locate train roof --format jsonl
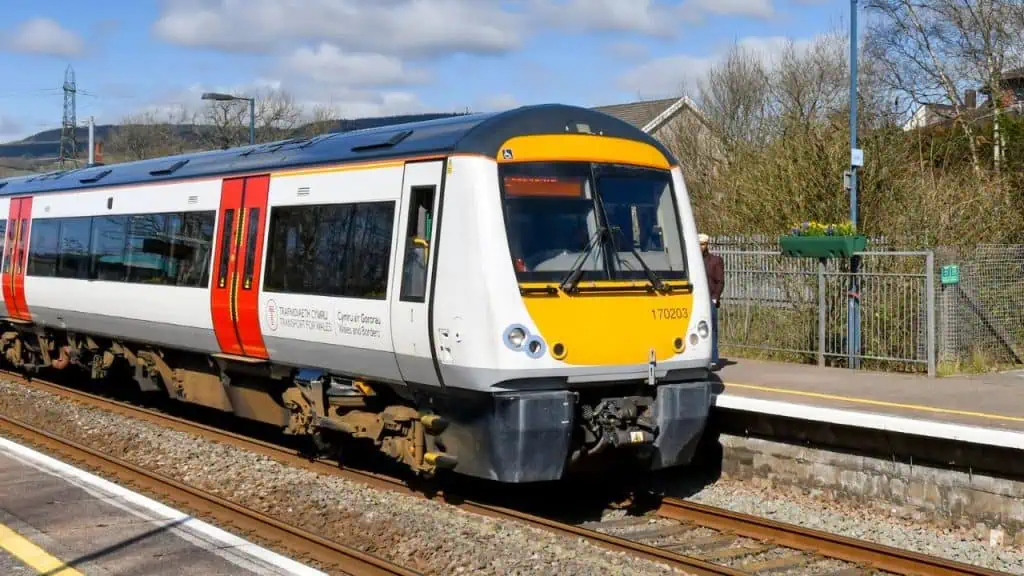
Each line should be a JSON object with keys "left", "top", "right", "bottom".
{"left": 0, "top": 103, "right": 677, "bottom": 197}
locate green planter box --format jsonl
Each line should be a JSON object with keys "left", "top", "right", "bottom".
{"left": 779, "top": 235, "right": 867, "bottom": 259}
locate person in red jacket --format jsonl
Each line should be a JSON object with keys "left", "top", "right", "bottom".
{"left": 699, "top": 234, "right": 724, "bottom": 369}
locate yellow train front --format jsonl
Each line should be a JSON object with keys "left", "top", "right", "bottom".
{"left": 420, "top": 104, "right": 715, "bottom": 482}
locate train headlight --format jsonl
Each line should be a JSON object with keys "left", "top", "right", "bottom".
{"left": 503, "top": 325, "right": 528, "bottom": 350}
{"left": 697, "top": 321, "right": 710, "bottom": 339}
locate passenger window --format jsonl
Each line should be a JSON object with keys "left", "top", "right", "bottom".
{"left": 399, "top": 186, "right": 435, "bottom": 303}
{"left": 263, "top": 201, "right": 395, "bottom": 300}
{"left": 16, "top": 219, "right": 28, "bottom": 275}
{"left": 90, "top": 215, "right": 128, "bottom": 281}
{"left": 56, "top": 216, "right": 93, "bottom": 280}
{"left": 0, "top": 219, "right": 8, "bottom": 274}
{"left": 217, "top": 209, "right": 235, "bottom": 289}
{"left": 27, "top": 219, "right": 60, "bottom": 277}
{"left": 242, "top": 207, "right": 259, "bottom": 289}
{"left": 126, "top": 214, "right": 169, "bottom": 284}
{"left": 176, "top": 211, "right": 215, "bottom": 288}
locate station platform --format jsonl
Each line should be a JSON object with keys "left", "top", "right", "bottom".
{"left": 712, "top": 358, "right": 1024, "bottom": 450}
{"left": 0, "top": 436, "right": 323, "bottom": 576}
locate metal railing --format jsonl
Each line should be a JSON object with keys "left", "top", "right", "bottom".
{"left": 716, "top": 249, "right": 936, "bottom": 376}
{"left": 709, "top": 239, "right": 1024, "bottom": 376}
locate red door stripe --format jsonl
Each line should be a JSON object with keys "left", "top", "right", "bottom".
{"left": 13, "top": 196, "right": 33, "bottom": 320}
{"left": 2, "top": 199, "right": 21, "bottom": 319}
{"left": 2, "top": 197, "right": 32, "bottom": 321}
{"left": 209, "top": 176, "right": 269, "bottom": 359}
{"left": 234, "top": 175, "right": 269, "bottom": 358}
{"left": 211, "top": 179, "right": 245, "bottom": 356}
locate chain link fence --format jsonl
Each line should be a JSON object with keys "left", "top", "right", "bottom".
{"left": 709, "top": 238, "right": 1024, "bottom": 375}
{"left": 935, "top": 245, "right": 1024, "bottom": 369}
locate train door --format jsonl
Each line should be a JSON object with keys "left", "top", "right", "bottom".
{"left": 0, "top": 198, "right": 9, "bottom": 318}
{"left": 2, "top": 197, "right": 32, "bottom": 322}
{"left": 210, "top": 175, "right": 270, "bottom": 359}
{"left": 391, "top": 160, "right": 444, "bottom": 386}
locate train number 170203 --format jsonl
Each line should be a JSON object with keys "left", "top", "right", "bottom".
{"left": 651, "top": 307, "right": 689, "bottom": 320}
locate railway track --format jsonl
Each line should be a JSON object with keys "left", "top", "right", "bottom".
{"left": 1, "top": 373, "right": 1011, "bottom": 576}
{"left": 0, "top": 411, "right": 417, "bottom": 576}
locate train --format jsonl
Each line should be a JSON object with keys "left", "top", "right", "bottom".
{"left": 0, "top": 104, "right": 713, "bottom": 483}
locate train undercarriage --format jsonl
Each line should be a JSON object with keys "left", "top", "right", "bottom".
{"left": 0, "top": 323, "right": 710, "bottom": 483}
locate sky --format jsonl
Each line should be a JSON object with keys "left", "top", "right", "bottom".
{"left": 0, "top": 0, "right": 847, "bottom": 142}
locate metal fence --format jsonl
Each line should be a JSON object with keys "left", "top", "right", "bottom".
{"left": 935, "top": 245, "right": 1024, "bottom": 368}
{"left": 716, "top": 248, "right": 935, "bottom": 375}
{"left": 710, "top": 240, "right": 1024, "bottom": 376}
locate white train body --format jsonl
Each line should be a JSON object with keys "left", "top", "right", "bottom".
{"left": 0, "top": 105, "right": 713, "bottom": 482}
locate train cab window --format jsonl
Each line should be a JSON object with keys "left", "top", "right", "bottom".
{"left": 499, "top": 162, "right": 687, "bottom": 283}
{"left": 27, "top": 219, "right": 60, "bottom": 277}
{"left": 400, "top": 186, "right": 435, "bottom": 302}
{"left": 56, "top": 216, "right": 93, "bottom": 280}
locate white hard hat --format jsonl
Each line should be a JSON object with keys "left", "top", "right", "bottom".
{"left": 698, "top": 233, "right": 709, "bottom": 244}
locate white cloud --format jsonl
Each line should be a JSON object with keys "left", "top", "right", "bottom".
{"left": 153, "top": 0, "right": 522, "bottom": 57}
{"left": 680, "top": 0, "right": 774, "bottom": 22}
{"left": 111, "top": 78, "right": 430, "bottom": 127}
{"left": 616, "top": 34, "right": 820, "bottom": 96}
{"left": 5, "top": 18, "right": 85, "bottom": 57}
{"left": 531, "top": 0, "right": 682, "bottom": 36}
{"left": 618, "top": 54, "right": 717, "bottom": 97}
{"left": 283, "top": 43, "right": 430, "bottom": 88}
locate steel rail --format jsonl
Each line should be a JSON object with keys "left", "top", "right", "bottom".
{"left": 0, "top": 412, "right": 418, "bottom": 576}
{"left": 1, "top": 375, "right": 743, "bottom": 575}
{"left": 657, "top": 498, "right": 1009, "bottom": 576}
{"left": 5, "top": 374, "right": 1014, "bottom": 576}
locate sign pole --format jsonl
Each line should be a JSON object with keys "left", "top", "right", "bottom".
{"left": 847, "top": 0, "right": 862, "bottom": 369}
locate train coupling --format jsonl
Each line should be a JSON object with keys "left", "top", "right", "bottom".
{"left": 573, "top": 396, "right": 659, "bottom": 462}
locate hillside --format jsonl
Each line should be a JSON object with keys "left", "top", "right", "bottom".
{"left": 0, "top": 112, "right": 467, "bottom": 161}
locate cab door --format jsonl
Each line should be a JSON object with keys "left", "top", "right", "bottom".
{"left": 210, "top": 175, "right": 270, "bottom": 359}
{"left": 2, "top": 197, "right": 32, "bottom": 321}
{"left": 390, "top": 160, "right": 443, "bottom": 386}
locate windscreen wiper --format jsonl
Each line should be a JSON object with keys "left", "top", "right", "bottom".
{"left": 559, "top": 226, "right": 608, "bottom": 294}
{"left": 609, "top": 227, "right": 669, "bottom": 293}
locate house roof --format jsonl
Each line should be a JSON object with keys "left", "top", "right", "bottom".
{"left": 0, "top": 103, "right": 677, "bottom": 197}
{"left": 592, "top": 95, "right": 705, "bottom": 133}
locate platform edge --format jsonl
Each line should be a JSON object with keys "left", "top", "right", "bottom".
{"left": 0, "top": 435, "right": 327, "bottom": 576}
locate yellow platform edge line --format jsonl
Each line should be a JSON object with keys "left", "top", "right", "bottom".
{"left": 0, "top": 523, "right": 83, "bottom": 576}
{"left": 724, "top": 382, "right": 1024, "bottom": 424}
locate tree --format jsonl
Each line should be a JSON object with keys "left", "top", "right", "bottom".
{"left": 200, "top": 88, "right": 306, "bottom": 149}
{"left": 105, "top": 107, "right": 198, "bottom": 162}
{"left": 865, "top": 0, "right": 1024, "bottom": 176}
{"left": 690, "top": 43, "right": 772, "bottom": 152}
{"left": 298, "top": 101, "right": 344, "bottom": 138}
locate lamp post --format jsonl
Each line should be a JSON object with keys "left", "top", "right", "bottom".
{"left": 201, "top": 92, "right": 255, "bottom": 145}
{"left": 847, "top": 0, "right": 862, "bottom": 369}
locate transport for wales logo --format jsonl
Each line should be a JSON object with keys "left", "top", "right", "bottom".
{"left": 266, "top": 299, "right": 279, "bottom": 331}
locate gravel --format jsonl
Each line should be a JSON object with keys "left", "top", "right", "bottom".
{"left": 0, "top": 379, "right": 689, "bottom": 576}
{"left": 677, "top": 476, "right": 1024, "bottom": 574}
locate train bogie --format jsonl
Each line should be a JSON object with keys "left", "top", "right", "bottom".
{"left": 0, "top": 104, "right": 714, "bottom": 483}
